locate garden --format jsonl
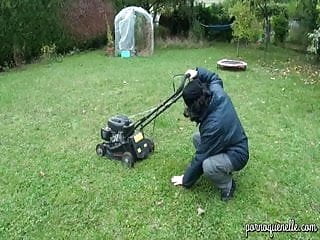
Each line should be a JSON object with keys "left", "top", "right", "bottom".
{"left": 0, "top": 0, "right": 319, "bottom": 239}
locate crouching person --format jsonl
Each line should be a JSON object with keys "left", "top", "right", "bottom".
{"left": 171, "top": 67, "right": 249, "bottom": 201}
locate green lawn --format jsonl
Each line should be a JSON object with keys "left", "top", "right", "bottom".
{"left": 0, "top": 44, "right": 319, "bottom": 239}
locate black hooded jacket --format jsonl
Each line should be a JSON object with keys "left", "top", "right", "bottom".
{"left": 182, "top": 67, "right": 249, "bottom": 188}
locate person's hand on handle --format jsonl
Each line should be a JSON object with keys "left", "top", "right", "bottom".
{"left": 185, "top": 69, "right": 198, "bottom": 80}
{"left": 171, "top": 175, "right": 184, "bottom": 186}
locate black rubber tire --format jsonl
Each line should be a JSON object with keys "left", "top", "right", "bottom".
{"left": 96, "top": 143, "right": 106, "bottom": 157}
{"left": 122, "top": 152, "right": 134, "bottom": 168}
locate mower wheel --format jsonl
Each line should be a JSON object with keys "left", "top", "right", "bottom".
{"left": 96, "top": 143, "right": 106, "bottom": 157}
{"left": 122, "top": 152, "right": 134, "bottom": 168}
{"left": 145, "top": 139, "right": 155, "bottom": 153}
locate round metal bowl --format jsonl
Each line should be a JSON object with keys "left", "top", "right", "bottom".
{"left": 217, "top": 59, "right": 247, "bottom": 71}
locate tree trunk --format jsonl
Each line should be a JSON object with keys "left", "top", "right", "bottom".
{"left": 264, "top": 16, "right": 271, "bottom": 50}
{"left": 190, "top": 0, "right": 194, "bottom": 25}
{"left": 237, "top": 38, "right": 240, "bottom": 57}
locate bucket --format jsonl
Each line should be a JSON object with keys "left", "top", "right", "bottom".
{"left": 121, "top": 50, "right": 131, "bottom": 58}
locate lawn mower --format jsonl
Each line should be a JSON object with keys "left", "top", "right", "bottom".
{"left": 96, "top": 73, "right": 190, "bottom": 168}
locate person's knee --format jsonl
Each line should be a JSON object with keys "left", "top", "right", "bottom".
{"left": 202, "top": 158, "right": 218, "bottom": 177}
{"left": 203, "top": 157, "right": 230, "bottom": 176}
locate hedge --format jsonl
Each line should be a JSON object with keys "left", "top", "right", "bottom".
{"left": 0, "top": 0, "right": 114, "bottom": 69}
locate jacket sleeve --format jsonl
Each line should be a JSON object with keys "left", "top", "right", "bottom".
{"left": 182, "top": 125, "right": 225, "bottom": 188}
{"left": 196, "top": 67, "right": 224, "bottom": 89}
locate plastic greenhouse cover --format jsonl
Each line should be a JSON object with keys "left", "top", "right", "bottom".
{"left": 115, "top": 6, "right": 153, "bottom": 56}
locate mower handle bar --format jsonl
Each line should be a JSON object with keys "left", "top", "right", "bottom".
{"left": 133, "top": 73, "right": 190, "bottom": 130}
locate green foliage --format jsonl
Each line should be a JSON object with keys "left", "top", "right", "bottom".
{"left": 114, "top": 1, "right": 232, "bottom": 42}
{"left": 158, "top": 2, "right": 231, "bottom": 41}
{"left": 272, "top": 13, "right": 289, "bottom": 43}
{"left": 189, "top": 20, "right": 205, "bottom": 41}
{"left": 286, "top": 0, "right": 299, "bottom": 17}
{"left": 155, "top": 25, "right": 171, "bottom": 40}
{"left": 307, "top": 27, "right": 320, "bottom": 60}
{"left": 40, "top": 44, "right": 63, "bottom": 63}
{"left": 317, "top": 2, "right": 320, "bottom": 25}
{"left": 286, "top": 0, "right": 319, "bottom": 47}
{"left": 246, "top": 0, "right": 291, "bottom": 48}
{"left": 0, "top": 1, "right": 70, "bottom": 68}
{"left": 0, "top": 0, "right": 113, "bottom": 69}
{"left": 193, "top": 3, "right": 232, "bottom": 41}
{"left": 287, "top": 21, "right": 310, "bottom": 46}
{"left": 106, "top": 21, "right": 114, "bottom": 48}
{"left": 295, "top": 0, "right": 319, "bottom": 31}
{"left": 229, "top": 1, "right": 262, "bottom": 43}
{"left": 252, "top": 0, "right": 279, "bottom": 19}
{"left": 41, "top": 44, "right": 57, "bottom": 59}
{"left": 222, "top": 0, "right": 239, "bottom": 10}
{"left": 112, "top": 0, "right": 185, "bottom": 13}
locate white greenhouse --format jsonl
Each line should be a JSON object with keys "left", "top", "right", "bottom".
{"left": 114, "top": 6, "right": 154, "bottom": 57}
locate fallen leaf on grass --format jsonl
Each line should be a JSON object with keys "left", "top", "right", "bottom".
{"left": 156, "top": 200, "right": 164, "bottom": 206}
{"left": 197, "top": 207, "right": 205, "bottom": 216}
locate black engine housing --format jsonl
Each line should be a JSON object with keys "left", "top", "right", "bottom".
{"left": 96, "top": 115, "right": 154, "bottom": 167}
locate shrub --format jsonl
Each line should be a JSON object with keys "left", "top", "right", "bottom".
{"left": 159, "top": 9, "right": 190, "bottom": 37}
{"left": 229, "top": 1, "right": 261, "bottom": 43}
{"left": 0, "top": 0, "right": 115, "bottom": 69}
{"left": 0, "top": 1, "right": 73, "bottom": 67}
{"left": 287, "top": 20, "right": 310, "bottom": 46}
{"left": 40, "top": 44, "right": 63, "bottom": 63}
{"left": 155, "top": 25, "right": 170, "bottom": 40}
{"left": 307, "top": 27, "right": 320, "bottom": 61}
{"left": 189, "top": 20, "right": 205, "bottom": 41}
{"left": 193, "top": 3, "right": 233, "bottom": 42}
{"left": 272, "top": 14, "right": 289, "bottom": 44}
{"left": 159, "top": 3, "right": 232, "bottom": 42}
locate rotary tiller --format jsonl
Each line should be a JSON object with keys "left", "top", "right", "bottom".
{"left": 96, "top": 74, "right": 190, "bottom": 168}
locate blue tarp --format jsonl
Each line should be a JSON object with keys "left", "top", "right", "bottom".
{"left": 200, "top": 23, "right": 232, "bottom": 31}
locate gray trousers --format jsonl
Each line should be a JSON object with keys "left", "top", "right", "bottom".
{"left": 193, "top": 132, "right": 233, "bottom": 190}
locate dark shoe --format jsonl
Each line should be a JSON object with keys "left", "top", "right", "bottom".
{"left": 221, "top": 179, "right": 236, "bottom": 202}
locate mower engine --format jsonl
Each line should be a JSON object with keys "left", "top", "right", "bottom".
{"left": 96, "top": 115, "right": 154, "bottom": 168}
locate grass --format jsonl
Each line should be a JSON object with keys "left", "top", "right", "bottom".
{"left": 0, "top": 43, "right": 319, "bottom": 239}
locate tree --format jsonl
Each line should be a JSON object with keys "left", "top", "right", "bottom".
{"left": 229, "top": 1, "right": 262, "bottom": 56}
{"left": 287, "top": 0, "right": 319, "bottom": 46}
{"left": 250, "top": 0, "right": 276, "bottom": 49}
{"left": 248, "top": 0, "right": 292, "bottom": 49}
{"left": 112, "top": 0, "right": 187, "bottom": 20}
{"left": 295, "top": 0, "right": 319, "bottom": 31}
{"left": 272, "top": 13, "right": 289, "bottom": 44}
{"left": 307, "top": 27, "right": 320, "bottom": 61}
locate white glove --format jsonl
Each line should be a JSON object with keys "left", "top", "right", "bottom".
{"left": 171, "top": 175, "right": 184, "bottom": 186}
{"left": 185, "top": 69, "right": 198, "bottom": 79}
